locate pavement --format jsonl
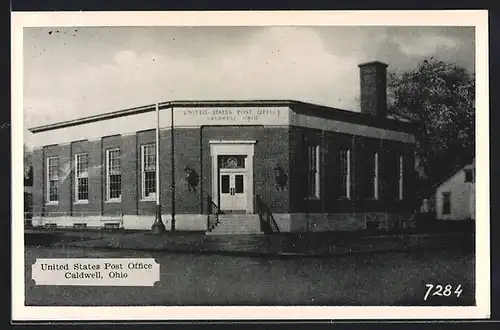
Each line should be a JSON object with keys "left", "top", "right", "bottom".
{"left": 24, "top": 227, "right": 474, "bottom": 257}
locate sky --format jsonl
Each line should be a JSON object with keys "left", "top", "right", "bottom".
{"left": 23, "top": 26, "right": 475, "bottom": 147}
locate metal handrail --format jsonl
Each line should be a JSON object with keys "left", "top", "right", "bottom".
{"left": 255, "top": 195, "right": 280, "bottom": 234}
{"left": 206, "top": 195, "right": 221, "bottom": 231}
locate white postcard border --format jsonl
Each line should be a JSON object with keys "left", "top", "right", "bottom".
{"left": 12, "top": 10, "right": 490, "bottom": 321}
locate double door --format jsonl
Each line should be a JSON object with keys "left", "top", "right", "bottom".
{"left": 219, "top": 170, "right": 247, "bottom": 212}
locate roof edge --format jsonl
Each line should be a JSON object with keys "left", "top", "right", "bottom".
{"left": 28, "top": 98, "right": 416, "bottom": 134}
{"left": 289, "top": 101, "right": 416, "bottom": 134}
{"left": 431, "top": 162, "right": 474, "bottom": 191}
{"left": 28, "top": 99, "right": 297, "bottom": 133}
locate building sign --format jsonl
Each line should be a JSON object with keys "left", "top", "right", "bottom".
{"left": 173, "top": 107, "right": 290, "bottom": 126}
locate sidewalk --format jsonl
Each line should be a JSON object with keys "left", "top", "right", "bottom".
{"left": 24, "top": 228, "right": 474, "bottom": 257}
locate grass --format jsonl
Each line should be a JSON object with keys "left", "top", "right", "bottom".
{"left": 24, "top": 246, "right": 475, "bottom": 306}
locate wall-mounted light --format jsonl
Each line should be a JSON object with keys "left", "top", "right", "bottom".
{"left": 184, "top": 166, "right": 199, "bottom": 192}
{"left": 274, "top": 164, "right": 288, "bottom": 191}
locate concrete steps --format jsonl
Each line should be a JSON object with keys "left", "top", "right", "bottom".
{"left": 206, "top": 214, "right": 263, "bottom": 235}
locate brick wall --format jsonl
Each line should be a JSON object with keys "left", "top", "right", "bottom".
{"left": 31, "top": 124, "right": 415, "bottom": 218}
{"left": 32, "top": 148, "right": 44, "bottom": 214}
{"left": 173, "top": 128, "right": 201, "bottom": 214}
{"left": 121, "top": 134, "right": 138, "bottom": 215}
{"left": 359, "top": 62, "right": 388, "bottom": 117}
{"left": 289, "top": 126, "right": 416, "bottom": 214}
{"left": 288, "top": 126, "right": 303, "bottom": 213}
{"left": 254, "top": 127, "right": 289, "bottom": 213}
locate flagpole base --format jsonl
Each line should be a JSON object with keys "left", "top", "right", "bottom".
{"left": 151, "top": 219, "right": 166, "bottom": 234}
{"left": 151, "top": 205, "right": 165, "bottom": 234}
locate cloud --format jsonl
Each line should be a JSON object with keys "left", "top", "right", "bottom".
{"left": 113, "top": 50, "right": 138, "bottom": 64}
{"left": 23, "top": 26, "right": 473, "bottom": 147}
{"left": 390, "top": 35, "right": 458, "bottom": 57}
{"left": 24, "top": 27, "right": 361, "bottom": 132}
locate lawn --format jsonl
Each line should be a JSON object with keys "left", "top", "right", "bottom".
{"left": 24, "top": 246, "right": 475, "bottom": 306}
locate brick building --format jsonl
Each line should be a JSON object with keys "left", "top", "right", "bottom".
{"left": 29, "top": 61, "right": 418, "bottom": 233}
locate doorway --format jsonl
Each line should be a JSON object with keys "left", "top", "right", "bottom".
{"left": 218, "top": 155, "right": 247, "bottom": 212}
{"left": 210, "top": 140, "right": 255, "bottom": 214}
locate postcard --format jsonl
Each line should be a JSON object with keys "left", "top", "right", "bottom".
{"left": 12, "top": 10, "right": 489, "bottom": 321}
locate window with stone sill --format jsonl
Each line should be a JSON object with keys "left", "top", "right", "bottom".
{"left": 106, "top": 148, "right": 121, "bottom": 201}
{"left": 47, "top": 156, "right": 59, "bottom": 203}
{"left": 335, "top": 148, "right": 351, "bottom": 199}
{"left": 306, "top": 144, "right": 320, "bottom": 199}
{"left": 75, "top": 153, "right": 89, "bottom": 202}
{"left": 141, "top": 144, "right": 156, "bottom": 199}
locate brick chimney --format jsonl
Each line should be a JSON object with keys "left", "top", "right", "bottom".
{"left": 358, "top": 61, "right": 388, "bottom": 117}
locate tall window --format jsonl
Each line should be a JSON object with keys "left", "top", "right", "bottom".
{"left": 337, "top": 148, "right": 351, "bottom": 199}
{"left": 46, "top": 157, "right": 59, "bottom": 203}
{"left": 307, "top": 144, "right": 320, "bottom": 198}
{"left": 398, "top": 156, "right": 404, "bottom": 200}
{"left": 75, "top": 153, "right": 89, "bottom": 202}
{"left": 106, "top": 148, "right": 121, "bottom": 201}
{"left": 442, "top": 192, "right": 451, "bottom": 215}
{"left": 141, "top": 144, "right": 156, "bottom": 199}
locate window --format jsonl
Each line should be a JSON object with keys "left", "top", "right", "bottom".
{"left": 464, "top": 169, "right": 473, "bottom": 183}
{"left": 219, "top": 155, "right": 246, "bottom": 169}
{"left": 221, "top": 174, "right": 230, "bottom": 194}
{"left": 442, "top": 192, "right": 451, "bottom": 215}
{"left": 337, "top": 148, "right": 351, "bottom": 199}
{"left": 106, "top": 148, "right": 121, "bottom": 201}
{"left": 398, "top": 156, "right": 404, "bottom": 200}
{"left": 235, "top": 174, "right": 244, "bottom": 193}
{"left": 75, "top": 153, "right": 89, "bottom": 202}
{"left": 141, "top": 144, "right": 156, "bottom": 199}
{"left": 46, "top": 157, "right": 59, "bottom": 203}
{"left": 306, "top": 144, "right": 320, "bottom": 198}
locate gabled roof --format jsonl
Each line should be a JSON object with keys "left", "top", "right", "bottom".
{"left": 431, "top": 159, "right": 475, "bottom": 191}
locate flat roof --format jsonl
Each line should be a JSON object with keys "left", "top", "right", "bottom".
{"left": 28, "top": 99, "right": 415, "bottom": 134}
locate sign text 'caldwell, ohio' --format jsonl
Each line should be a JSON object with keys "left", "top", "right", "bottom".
{"left": 31, "top": 258, "right": 160, "bottom": 286}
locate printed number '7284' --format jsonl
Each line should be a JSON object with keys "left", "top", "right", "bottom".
{"left": 424, "top": 284, "right": 462, "bottom": 301}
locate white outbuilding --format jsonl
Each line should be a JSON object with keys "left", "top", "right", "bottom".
{"left": 430, "top": 159, "right": 475, "bottom": 221}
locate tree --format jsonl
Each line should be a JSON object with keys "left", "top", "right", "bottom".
{"left": 388, "top": 57, "right": 475, "bottom": 191}
{"left": 24, "top": 144, "right": 33, "bottom": 186}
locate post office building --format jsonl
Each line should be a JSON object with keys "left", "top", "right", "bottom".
{"left": 28, "top": 61, "right": 419, "bottom": 234}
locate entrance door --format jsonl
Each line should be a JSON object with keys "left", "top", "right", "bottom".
{"left": 210, "top": 145, "right": 255, "bottom": 214}
{"left": 217, "top": 154, "right": 247, "bottom": 212}
{"left": 219, "top": 171, "right": 247, "bottom": 212}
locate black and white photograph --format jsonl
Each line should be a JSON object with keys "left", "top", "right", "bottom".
{"left": 12, "top": 11, "right": 489, "bottom": 321}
